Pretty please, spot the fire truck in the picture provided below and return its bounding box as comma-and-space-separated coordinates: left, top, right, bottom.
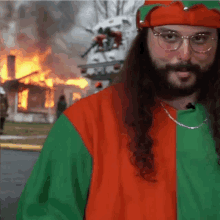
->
78, 15, 137, 90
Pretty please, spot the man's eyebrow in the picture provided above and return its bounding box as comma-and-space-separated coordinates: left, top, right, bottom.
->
156, 27, 212, 35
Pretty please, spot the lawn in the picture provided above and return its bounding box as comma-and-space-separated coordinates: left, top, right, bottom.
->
0, 121, 54, 146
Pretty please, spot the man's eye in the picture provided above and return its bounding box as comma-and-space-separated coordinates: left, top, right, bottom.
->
161, 33, 179, 42
192, 35, 209, 44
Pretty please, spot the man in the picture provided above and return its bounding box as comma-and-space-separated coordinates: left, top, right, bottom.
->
108, 29, 123, 49
0, 86, 8, 134
17, 1, 220, 219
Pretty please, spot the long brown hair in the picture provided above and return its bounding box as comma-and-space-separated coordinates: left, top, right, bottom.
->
114, 27, 220, 182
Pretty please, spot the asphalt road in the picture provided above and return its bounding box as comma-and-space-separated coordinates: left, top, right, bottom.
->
1, 149, 40, 220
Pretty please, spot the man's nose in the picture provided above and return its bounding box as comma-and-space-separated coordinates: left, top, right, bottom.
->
177, 38, 193, 61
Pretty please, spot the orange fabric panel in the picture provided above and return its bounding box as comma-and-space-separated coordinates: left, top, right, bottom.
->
64, 83, 177, 219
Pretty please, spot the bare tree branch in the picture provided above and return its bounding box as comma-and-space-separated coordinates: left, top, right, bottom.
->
131, 1, 141, 14
103, 1, 108, 19
125, 1, 141, 15
109, 0, 117, 8
108, 6, 116, 18
116, 0, 120, 16
120, 0, 127, 15
94, 0, 99, 23
95, 0, 106, 19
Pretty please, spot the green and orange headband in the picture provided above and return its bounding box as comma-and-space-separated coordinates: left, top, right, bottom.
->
136, 1, 220, 30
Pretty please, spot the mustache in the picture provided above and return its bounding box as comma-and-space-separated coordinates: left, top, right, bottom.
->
165, 63, 201, 72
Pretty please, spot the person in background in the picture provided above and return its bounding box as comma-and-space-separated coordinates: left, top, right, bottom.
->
104, 27, 123, 50
94, 81, 103, 94
0, 86, 8, 134
56, 95, 67, 120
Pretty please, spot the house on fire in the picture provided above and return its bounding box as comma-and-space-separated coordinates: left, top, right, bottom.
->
1, 55, 88, 123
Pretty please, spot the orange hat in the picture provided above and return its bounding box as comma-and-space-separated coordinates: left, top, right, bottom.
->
136, 1, 220, 30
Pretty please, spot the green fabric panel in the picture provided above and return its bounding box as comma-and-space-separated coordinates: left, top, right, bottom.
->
139, 4, 166, 22
182, 1, 220, 10
16, 114, 93, 220
177, 104, 220, 219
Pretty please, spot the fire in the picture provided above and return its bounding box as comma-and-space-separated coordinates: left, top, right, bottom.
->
18, 89, 29, 110
0, 47, 89, 112
0, 49, 51, 84
19, 71, 51, 88
1, 48, 89, 90
66, 78, 89, 89
73, 92, 81, 101
1, 51, 41, 80
53, 77, 65, 85
45, 90, 54, 108
45, 78, 53, 88
0, 62, 9, 83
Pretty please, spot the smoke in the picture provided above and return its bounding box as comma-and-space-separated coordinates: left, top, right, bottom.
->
0, 1, 89, 78
3, 1, 15, 22
17, 1, 79, 53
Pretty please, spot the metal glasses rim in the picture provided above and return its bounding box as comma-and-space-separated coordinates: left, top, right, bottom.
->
151, 28, 216, 53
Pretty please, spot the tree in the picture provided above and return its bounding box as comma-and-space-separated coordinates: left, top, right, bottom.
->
116, 0, 127, 16
125, 0, 143, 15
93, 0, 142, 21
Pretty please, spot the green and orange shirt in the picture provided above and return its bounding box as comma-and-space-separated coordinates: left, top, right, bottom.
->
17, 83, 220, 220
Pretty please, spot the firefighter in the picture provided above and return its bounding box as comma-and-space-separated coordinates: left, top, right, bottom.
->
109, 30, 122, 49
104, 27, 123, 50
93, 29, 107, 52
81, 28, 107, 58
103, 27, 114, 51
0, 86, 8, 134
94, 82, 103, 94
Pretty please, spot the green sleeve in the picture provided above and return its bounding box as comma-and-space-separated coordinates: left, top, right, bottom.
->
16, 114, 93, 220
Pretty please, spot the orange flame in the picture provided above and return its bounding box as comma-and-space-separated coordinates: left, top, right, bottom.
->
45, 90, 54, 108
45, 78, 53, 88
66, 78, 89, 89
18, 89, 29, 110
0, 47, 89, 111
73, 92, 81, 101
53, 77, 65, 85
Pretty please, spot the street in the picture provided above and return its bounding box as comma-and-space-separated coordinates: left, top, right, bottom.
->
1, 149, 40, 220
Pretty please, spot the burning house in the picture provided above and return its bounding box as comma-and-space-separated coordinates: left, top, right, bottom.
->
1, 52, 89, 124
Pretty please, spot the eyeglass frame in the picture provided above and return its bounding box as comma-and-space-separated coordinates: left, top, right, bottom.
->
150, 27, 217, 54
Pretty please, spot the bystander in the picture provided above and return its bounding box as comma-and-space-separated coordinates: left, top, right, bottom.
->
0, 86, 8, 134
56, 95, 67, 120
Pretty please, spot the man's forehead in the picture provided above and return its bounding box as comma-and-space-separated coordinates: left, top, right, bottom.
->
154, 25, 217, 34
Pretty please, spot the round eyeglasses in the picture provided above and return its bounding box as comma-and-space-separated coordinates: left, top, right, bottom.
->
151, 28, 217, 54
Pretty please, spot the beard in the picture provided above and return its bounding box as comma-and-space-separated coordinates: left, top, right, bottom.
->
149, 61, 214, 101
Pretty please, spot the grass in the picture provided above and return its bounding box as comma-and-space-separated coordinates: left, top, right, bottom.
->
1, 121, 54, 146
3, 121, 54, 136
